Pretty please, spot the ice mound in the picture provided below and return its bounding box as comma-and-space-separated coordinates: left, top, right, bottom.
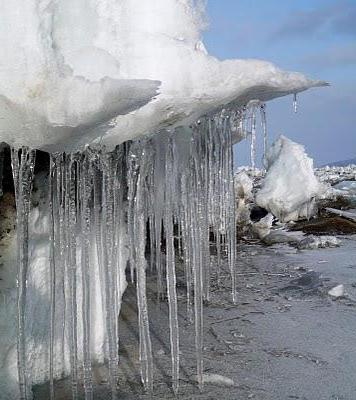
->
256, 136, 326, 222
0, 0, 326, 152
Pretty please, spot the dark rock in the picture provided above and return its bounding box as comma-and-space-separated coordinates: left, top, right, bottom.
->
250, 206, 268, 222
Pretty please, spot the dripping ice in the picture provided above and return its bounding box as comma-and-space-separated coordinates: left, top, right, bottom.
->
9, 106, 255, 398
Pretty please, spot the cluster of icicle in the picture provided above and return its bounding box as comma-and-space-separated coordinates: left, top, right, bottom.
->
10, 108, 243, 399
245, 94, 298, 170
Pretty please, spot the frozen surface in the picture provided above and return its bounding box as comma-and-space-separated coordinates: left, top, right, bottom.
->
0, 0, 326, 151
47, 235, 356, 400
315, 165, 356, 186
256, 136, 326, 222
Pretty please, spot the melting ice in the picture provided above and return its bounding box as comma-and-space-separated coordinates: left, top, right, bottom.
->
6, 110, 243, 399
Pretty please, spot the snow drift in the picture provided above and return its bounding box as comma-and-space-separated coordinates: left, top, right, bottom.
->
256, 136, 326, 222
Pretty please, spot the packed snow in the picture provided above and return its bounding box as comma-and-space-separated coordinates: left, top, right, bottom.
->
0, 0, 326, 152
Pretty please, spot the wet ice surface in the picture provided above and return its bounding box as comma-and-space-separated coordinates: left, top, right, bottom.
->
33, 235, 356, 399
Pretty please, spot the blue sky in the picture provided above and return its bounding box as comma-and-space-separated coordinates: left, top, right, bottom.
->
203, 0, 356, 166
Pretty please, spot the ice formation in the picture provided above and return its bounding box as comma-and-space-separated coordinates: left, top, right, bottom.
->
0, 0, 327, 399
0, 0, 326, 151
256, 136, 326, 222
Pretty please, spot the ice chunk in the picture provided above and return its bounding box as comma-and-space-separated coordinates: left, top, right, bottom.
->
251, 213, 274, 239
328, 284, 345, 298
298, 235, 341, 250
256, 136, 326, 222
193, 373, 235, 387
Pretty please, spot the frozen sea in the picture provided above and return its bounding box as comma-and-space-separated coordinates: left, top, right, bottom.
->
33, 233, 356, 400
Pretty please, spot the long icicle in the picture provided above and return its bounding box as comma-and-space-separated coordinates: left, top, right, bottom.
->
132, 145, 154, 392
101, 153, 120, 399
49, 154, 57, 399
250, 107, 257, 170
11, 147, 36, 400
80, 153, 94, 400
190, 151, 204, 392
164, 136, 180, 394
66, 155, 79, 400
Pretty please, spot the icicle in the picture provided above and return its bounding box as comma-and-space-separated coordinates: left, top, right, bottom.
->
250, 107, 257, 170
66, 154, 79, 400
132, 145, 154, 393
226, 125, 237, 304
100, 152, 120, 399
79, 154, 94, 400
49, 154, 57, 400
293, 93, 298, 113
56, 154, 67, 373
260, 103, 268, 169
164, 137, 180, 394
11, 147, 36, 400
180, 173, 193, 322
127, 149, 139, 284
8, 102, 240, 398
190, 171, 204, 392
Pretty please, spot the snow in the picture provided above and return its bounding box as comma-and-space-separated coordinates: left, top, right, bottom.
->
256, 136, 326, 222
0, 0, 326, 152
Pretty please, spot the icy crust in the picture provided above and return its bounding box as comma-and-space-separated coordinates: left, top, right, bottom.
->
256, 136, 326, 222
0, 0, 326, 152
